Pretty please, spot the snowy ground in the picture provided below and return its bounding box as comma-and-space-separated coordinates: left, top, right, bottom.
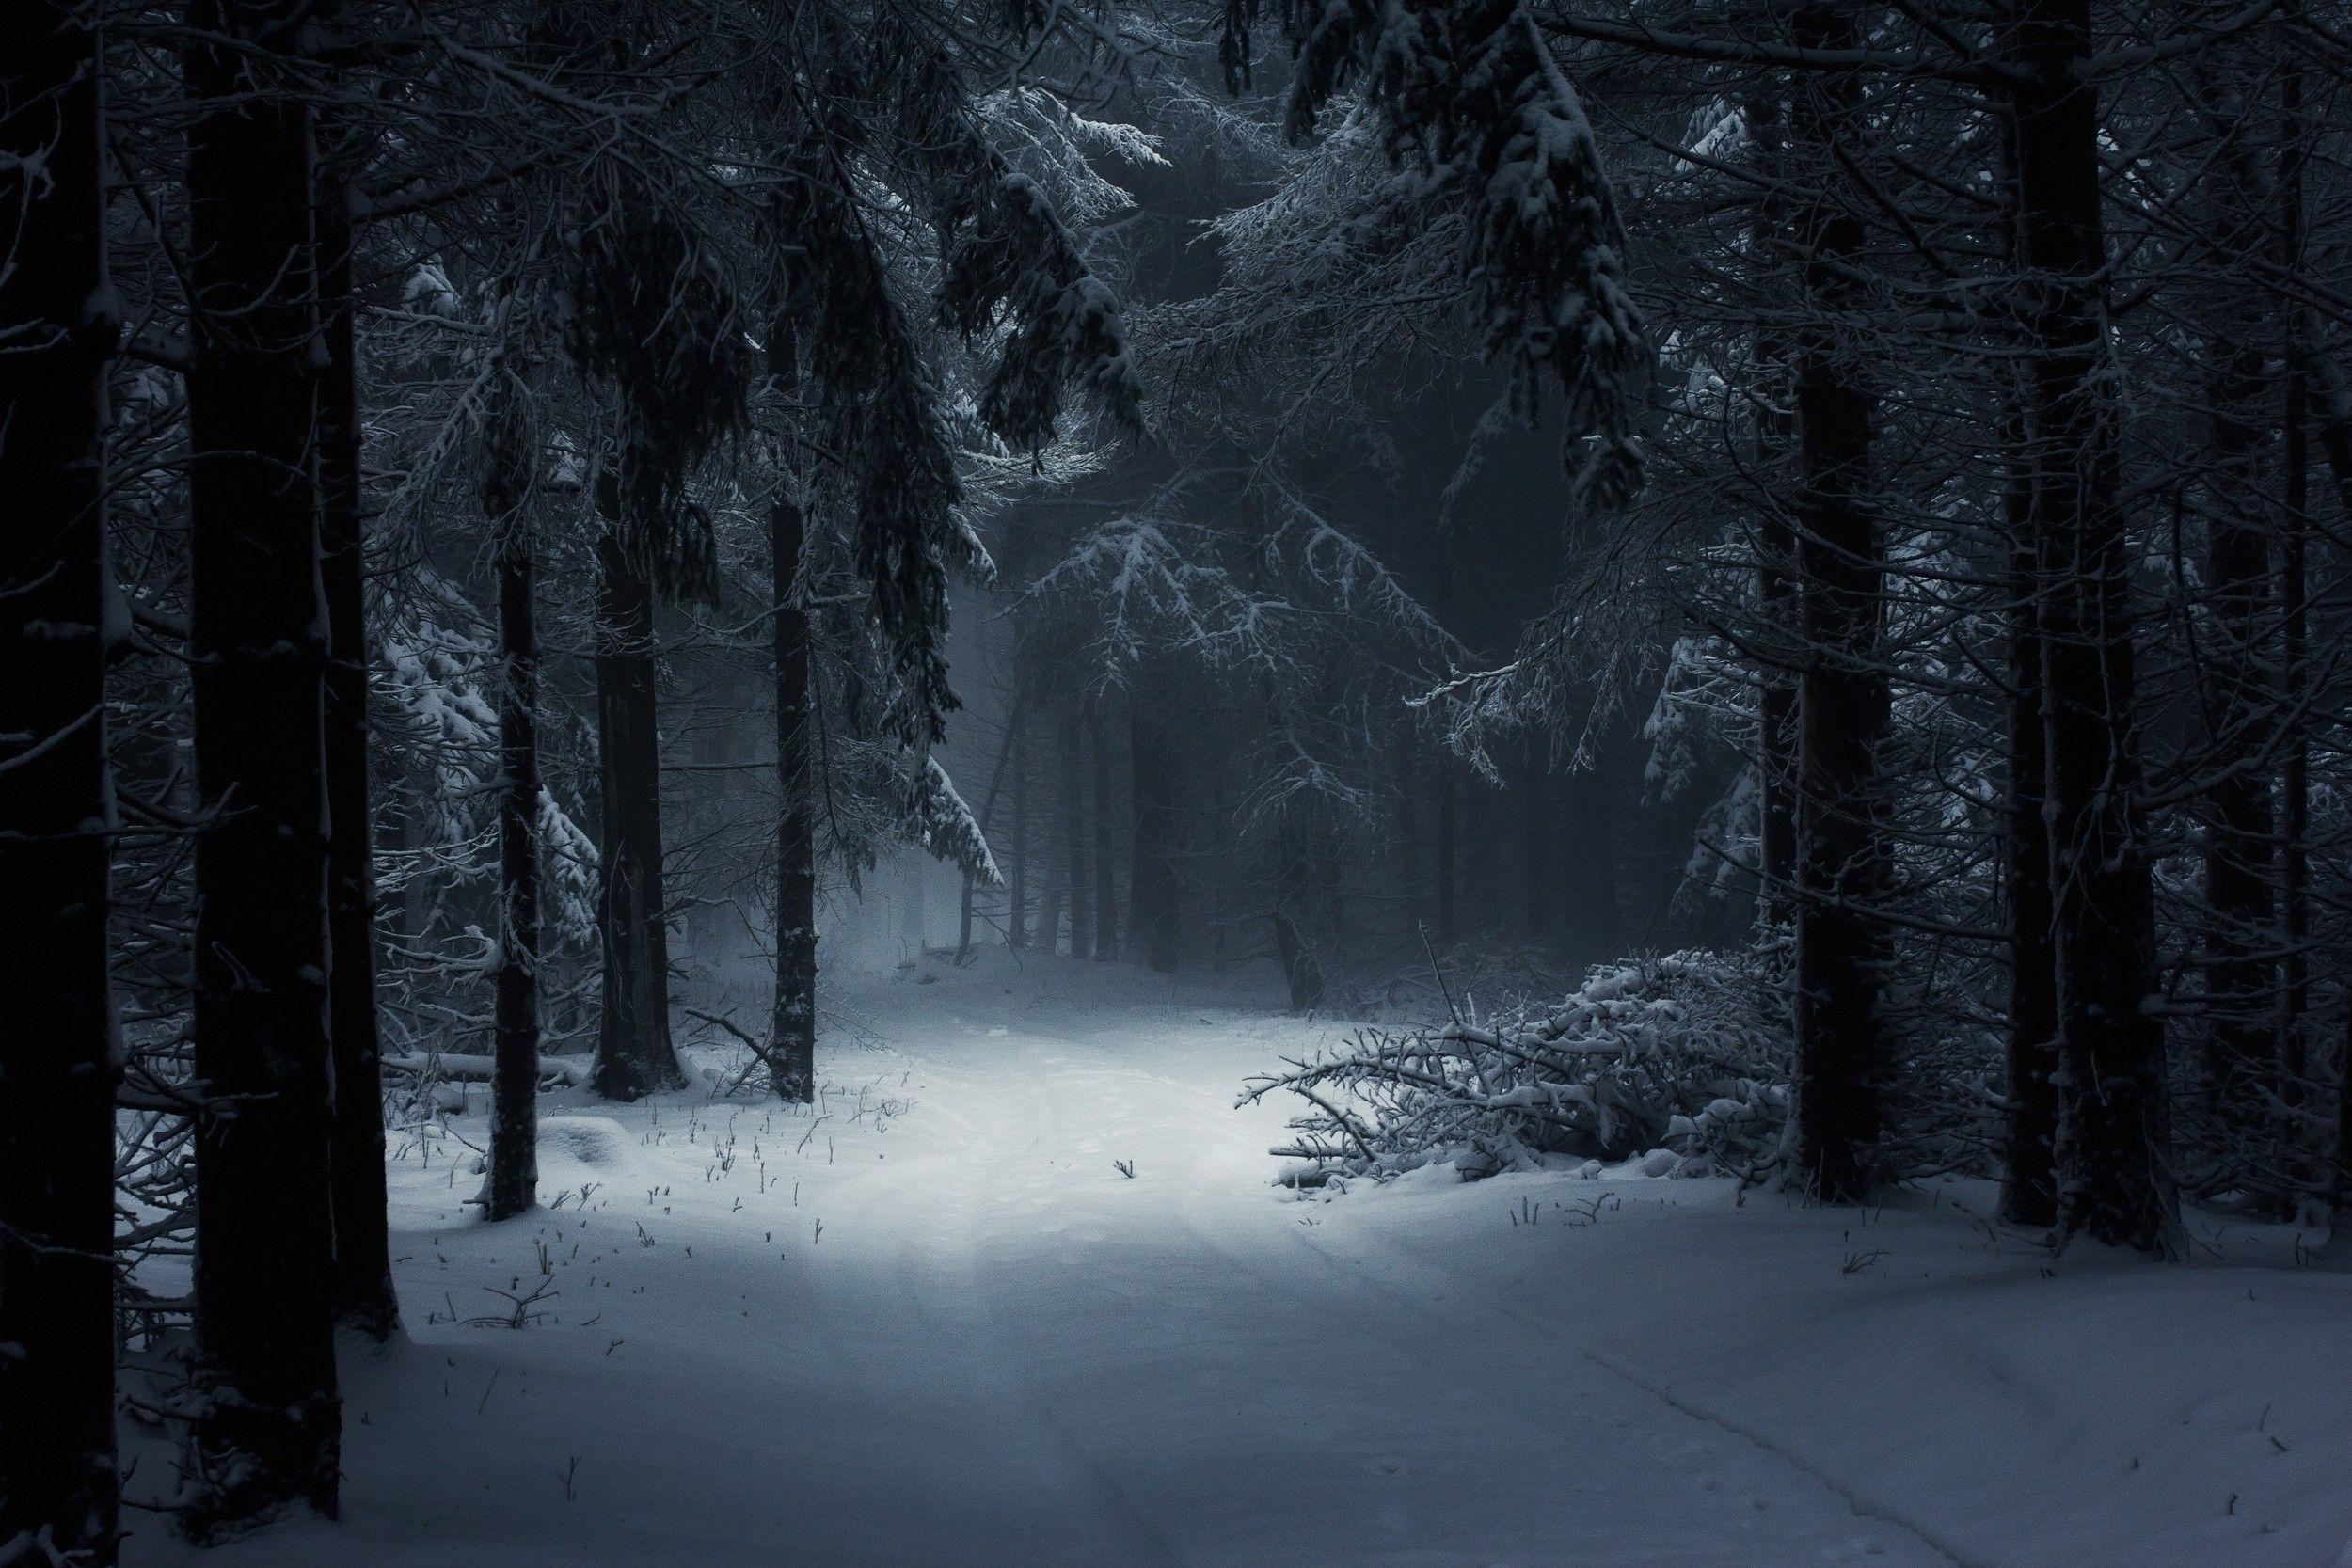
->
129, 951, 2352, 1567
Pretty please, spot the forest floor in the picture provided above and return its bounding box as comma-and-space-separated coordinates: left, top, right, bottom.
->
127, 949, 2352, 1567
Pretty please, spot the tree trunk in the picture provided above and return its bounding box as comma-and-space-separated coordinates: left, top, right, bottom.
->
401, 792, 435, 938
591, 474, 684, 1100
1436, 764, 1457, 949
1128, 694, 1182, 971
1434, 532, 1458, 949
317, 154, 398, 1332
1756, 546, 1800, 928
2011, 0, 2176, 1253
2280, 390, 2311, 1186
1787, 7, 1889, 1206
1036, 782, 1066, 957
0, 8, 120, 1560
1996, 115, 2060, 1231
1745, 88, 1800, 933
1008, 710, 1029, 950
2277, 63, 2312, 1197
485, 399, 542, 1221
2186, 79, 2280, 1161
1393, 736, 1423, 933
1091, 702, 1119, 959
963, 702, 1021, 960
1274, 827, 1327, 1012
1522, 736, 1549, 940
183, 0, 342, 1528
1565, 756, 1622, 958
2198, 350, 2277, 1154
1999, 391, 2060, 1229
771, 496, 817, 1102
1059, 701, 1089, 959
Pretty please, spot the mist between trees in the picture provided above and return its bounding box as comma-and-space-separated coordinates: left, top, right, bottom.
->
5, 1, 2352, 1561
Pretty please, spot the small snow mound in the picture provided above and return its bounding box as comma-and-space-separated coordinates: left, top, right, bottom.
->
539, 1116, 632, 1168
1636, 1147, 1680, 1178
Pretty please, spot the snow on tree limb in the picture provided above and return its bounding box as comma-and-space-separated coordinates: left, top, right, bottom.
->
1266, 0, 1650, 511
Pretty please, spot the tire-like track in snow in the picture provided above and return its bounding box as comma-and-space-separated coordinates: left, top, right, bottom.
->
803, 1002, 1951, 1567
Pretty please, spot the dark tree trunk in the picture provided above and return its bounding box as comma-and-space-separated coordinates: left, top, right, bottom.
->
2198, 343, 2277, 1152
2186, 87, 2280, 1157
1999, 385, 2060, 1229
317, 157, 398, 1332
1522, 736, 1549, 940
183, 0, 342, 1528
485, 400, 541, 1221
1756, 531, 1800, 928
0, 8, 120, 1560
1434, 533, 1458, 949
1273, 830, 1327, 1013
2280, 395, 2310, 1171
2011, 0, 2175, 1253
1745, 88, 1800, 932
1059, 702, 1090, 959
1036, 787, 1066, 957
1435, 765, 1457, 949
1995, 109, 2060, 1230
591, 476, 684, 1100
1091, 703, 1119, 959
771, 497, 817, 1102
2278, 68, 2312, 1189
1128, 694, 1181, 971
2291, 344, 2352, 522
963, 702, 1021, 960
1008, 710, 1029, 951
1787, 8, 1889, 1206
1393, 736, 1423, 931
1565, 757, 1622, 958
959, 869, 975, 959
400, 792, 435, 938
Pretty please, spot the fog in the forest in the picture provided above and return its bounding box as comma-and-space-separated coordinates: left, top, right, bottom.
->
8, 3, 2352, 1565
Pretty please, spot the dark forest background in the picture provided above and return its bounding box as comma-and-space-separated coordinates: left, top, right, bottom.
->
8, 2, 2352, 1561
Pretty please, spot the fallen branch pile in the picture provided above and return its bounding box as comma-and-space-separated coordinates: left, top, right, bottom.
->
1242, 940, 1794, 1187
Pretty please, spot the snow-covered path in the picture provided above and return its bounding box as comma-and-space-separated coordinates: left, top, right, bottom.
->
766, 994, 1944, 1567
134, 954, 2352, 1567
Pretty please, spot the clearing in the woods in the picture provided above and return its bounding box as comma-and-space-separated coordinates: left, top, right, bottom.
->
129, 953, 2352, 1567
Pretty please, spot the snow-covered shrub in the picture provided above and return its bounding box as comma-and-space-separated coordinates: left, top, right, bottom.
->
1246, 938, 1791, 1186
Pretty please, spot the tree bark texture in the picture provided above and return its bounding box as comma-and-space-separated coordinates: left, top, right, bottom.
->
591, 474, 684, 1101
771, 496, 817, 1102
317, 154, 398, 1331
183, 0, 342, 1528
1128, 695, 1182, 972
1745, 87, 1801, 933
1091, 703, 1119, 960
486, 395, 542, 1220
1059, 702, 1090, 959
1999, 376, 2060, 1229
2011, 0, 2176, 1252
1787, 8, 1891, 1206
2187, 84, 2280, 1157
0, 8, 121, 1560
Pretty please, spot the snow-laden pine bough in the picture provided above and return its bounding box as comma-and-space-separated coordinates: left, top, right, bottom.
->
1243, 941, 1796, 1189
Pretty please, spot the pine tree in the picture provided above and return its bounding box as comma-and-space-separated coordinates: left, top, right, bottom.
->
569, 170, 753, 1101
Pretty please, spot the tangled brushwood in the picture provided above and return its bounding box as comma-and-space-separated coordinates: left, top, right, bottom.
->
1245, 940, 1794, 1187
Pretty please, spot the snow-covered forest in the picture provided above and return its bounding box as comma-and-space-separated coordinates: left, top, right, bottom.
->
7, 1, 2352, 1562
